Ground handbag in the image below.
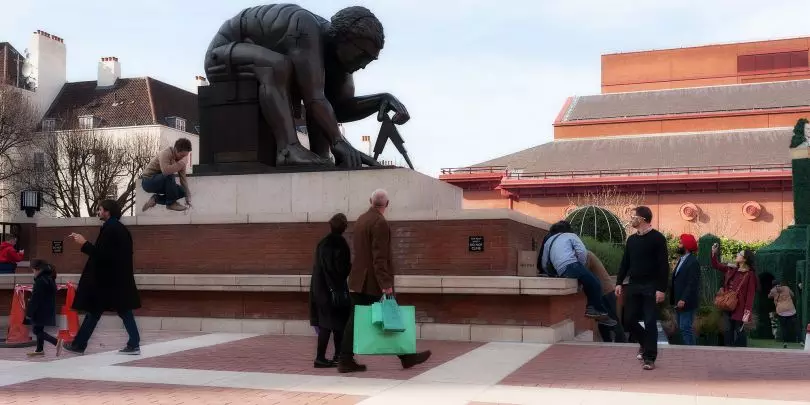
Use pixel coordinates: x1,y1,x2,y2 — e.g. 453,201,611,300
319,253,350,309
714,271,750,312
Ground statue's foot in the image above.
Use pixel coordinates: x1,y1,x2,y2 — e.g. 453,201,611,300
277,143,334,166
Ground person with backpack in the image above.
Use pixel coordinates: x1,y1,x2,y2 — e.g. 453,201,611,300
539,221,615,325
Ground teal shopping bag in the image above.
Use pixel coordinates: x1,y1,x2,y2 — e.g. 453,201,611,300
353,304,417,355
381,296,406,332
371,302,383,326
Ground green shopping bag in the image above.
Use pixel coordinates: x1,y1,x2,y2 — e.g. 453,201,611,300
371,302,383,326
381,296,406,332
353,304,417,355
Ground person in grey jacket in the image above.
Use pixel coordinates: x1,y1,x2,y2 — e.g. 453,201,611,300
540,221,615,325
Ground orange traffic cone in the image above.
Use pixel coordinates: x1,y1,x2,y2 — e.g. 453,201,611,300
57,282,78,343
6,285,32,344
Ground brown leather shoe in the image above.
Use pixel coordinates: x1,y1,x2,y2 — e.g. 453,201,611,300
400,350,432,369
337,358,367,373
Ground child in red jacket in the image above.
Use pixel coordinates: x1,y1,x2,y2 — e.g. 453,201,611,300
0,236,24,274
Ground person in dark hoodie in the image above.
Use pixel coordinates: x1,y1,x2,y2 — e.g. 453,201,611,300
24,259,61,357
309,213,352,368
0,236,24,274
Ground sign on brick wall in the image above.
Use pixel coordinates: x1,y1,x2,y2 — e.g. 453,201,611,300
468,236,484,252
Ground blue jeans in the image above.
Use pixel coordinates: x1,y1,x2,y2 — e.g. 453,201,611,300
73,310,140,350
0,263,15,274
561,262,608,314
142,174,185,205
677,309,696,345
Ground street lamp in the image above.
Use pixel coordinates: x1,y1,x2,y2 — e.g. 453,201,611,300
20,190,42,218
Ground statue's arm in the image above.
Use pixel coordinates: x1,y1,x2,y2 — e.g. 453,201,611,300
288,17,343,145
332,75,389,123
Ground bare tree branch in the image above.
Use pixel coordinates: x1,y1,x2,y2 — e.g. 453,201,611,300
0,86,38,202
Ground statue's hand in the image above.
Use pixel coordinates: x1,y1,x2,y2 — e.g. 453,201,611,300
377,94,410,125
332,140,380,168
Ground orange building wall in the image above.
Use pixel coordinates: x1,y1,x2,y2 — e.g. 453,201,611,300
462,191,793,242
553,109,810,139
602,37,810,93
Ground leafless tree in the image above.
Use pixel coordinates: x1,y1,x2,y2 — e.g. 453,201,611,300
0,86,38,201
22,128,158,217
567,186,646,223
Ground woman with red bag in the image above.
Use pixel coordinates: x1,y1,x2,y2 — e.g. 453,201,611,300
711,243,759,347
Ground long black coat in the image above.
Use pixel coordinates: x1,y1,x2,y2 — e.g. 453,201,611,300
26,269,57,326
73,218,141,314
309,232,351,331
670,254,701,311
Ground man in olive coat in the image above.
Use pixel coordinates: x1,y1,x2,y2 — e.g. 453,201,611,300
62,199,142,355
338,189,431,373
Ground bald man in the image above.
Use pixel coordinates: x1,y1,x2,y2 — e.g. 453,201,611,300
338,189,431,373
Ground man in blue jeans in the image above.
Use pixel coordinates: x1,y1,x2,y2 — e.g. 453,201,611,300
62,200,141,356
140,138,193,212
670,234,700,345
540,221,616,326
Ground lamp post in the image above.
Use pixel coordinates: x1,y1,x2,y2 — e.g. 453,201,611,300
20,190,42,218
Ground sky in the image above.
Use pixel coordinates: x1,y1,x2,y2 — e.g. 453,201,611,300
4,0,810,176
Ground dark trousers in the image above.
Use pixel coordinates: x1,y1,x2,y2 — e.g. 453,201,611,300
561,262,609,313
0,263,16,274
597,292,626,343
778,314,801,343
142,174,185,205
316,327,343,361
722,312,747,347
340,292,417,362
32,325,58,352
73,310,140,351
623,283,658,362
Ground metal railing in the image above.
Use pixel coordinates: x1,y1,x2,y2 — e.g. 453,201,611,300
503,163,792,180
439,166,508,175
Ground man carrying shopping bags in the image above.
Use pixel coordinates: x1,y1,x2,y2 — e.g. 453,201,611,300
338,188,432,373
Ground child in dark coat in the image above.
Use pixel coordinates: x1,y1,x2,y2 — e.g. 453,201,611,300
24,259,61,357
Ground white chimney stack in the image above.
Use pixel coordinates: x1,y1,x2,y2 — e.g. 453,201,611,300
97,56,121,87
28,29,67,119
195,75,209,88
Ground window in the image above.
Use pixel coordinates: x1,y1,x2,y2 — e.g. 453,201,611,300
32,152,44,170
738,51,809,73
166,116,186,132
41,119,56,132
78,115,96,129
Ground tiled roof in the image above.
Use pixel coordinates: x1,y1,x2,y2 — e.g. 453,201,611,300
473,129,793,173
561,80,810,122
42,77,198,132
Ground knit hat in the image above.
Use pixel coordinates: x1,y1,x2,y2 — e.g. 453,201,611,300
679,234,698,252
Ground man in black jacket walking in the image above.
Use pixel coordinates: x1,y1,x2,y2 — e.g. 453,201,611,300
615,206,669,371
670,234,700,345
62,199,142,355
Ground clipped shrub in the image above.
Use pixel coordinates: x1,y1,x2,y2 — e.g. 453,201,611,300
566,206,627,245
581,236,624,275
698,234,723,307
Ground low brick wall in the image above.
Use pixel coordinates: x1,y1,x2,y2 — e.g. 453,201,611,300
33,218,544,276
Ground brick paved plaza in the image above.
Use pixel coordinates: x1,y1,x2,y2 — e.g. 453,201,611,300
0,330,808,404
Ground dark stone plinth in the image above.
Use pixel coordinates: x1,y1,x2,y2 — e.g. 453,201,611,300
198,80,276,167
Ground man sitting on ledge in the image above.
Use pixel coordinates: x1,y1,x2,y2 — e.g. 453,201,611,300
141,138,193,212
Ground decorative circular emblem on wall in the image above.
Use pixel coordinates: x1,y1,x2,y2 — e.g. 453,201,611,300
742,201,762,220
679,203,699,221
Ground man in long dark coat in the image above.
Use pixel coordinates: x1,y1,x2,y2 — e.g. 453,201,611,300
309,213,352,368
62,199,142,355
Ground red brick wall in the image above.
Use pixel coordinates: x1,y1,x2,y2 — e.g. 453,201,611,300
33,219,545,276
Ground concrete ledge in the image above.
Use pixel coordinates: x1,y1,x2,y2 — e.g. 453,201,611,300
35,208,550,230
0,274,577,296
91,315,573,343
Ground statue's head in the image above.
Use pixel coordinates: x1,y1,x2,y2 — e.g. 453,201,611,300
790,118,810,148
328,6,384,73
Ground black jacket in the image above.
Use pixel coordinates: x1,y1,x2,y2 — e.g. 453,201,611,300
73,218,141,314
309,232,351,331
26,268,57,326
669,254,701,311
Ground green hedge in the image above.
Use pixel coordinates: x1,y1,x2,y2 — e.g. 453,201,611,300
581,236,624,276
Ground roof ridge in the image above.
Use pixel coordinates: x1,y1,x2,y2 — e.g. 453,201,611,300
144,77,157,124
552,127,792,143
585,78,810,98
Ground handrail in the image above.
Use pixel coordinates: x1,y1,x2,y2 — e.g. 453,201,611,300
504,164,792,180
440,166,508,175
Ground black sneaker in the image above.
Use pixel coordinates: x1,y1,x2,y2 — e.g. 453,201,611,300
61,342,85,356
314,358,336,368
118,346,140,355
643,361,655,370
